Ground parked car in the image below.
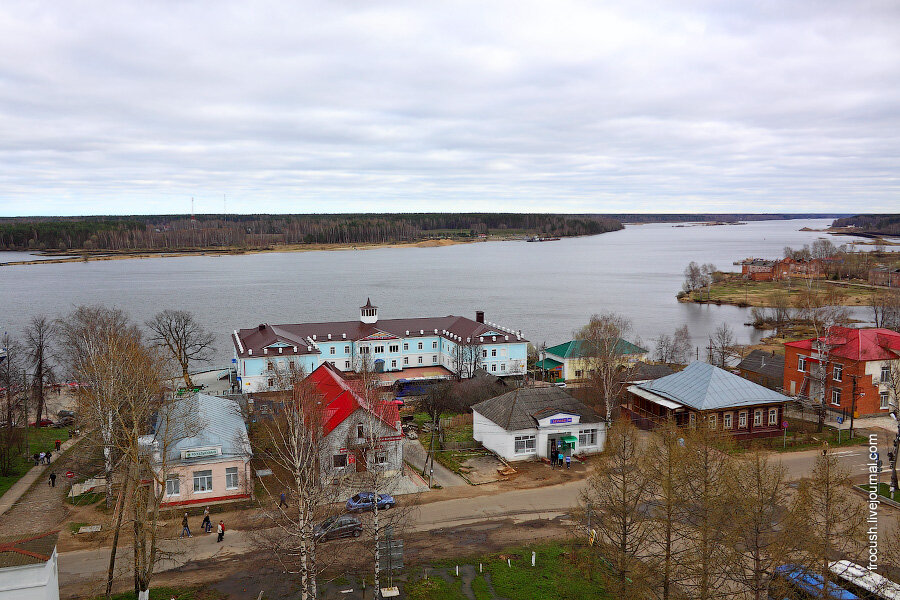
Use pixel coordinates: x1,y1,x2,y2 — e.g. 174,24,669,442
346,492,395,512
57,410,75,418
29,419,54,427
54,416,75,427
313,515,363,542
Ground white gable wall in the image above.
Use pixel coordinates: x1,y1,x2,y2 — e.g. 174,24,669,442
0,548,59,600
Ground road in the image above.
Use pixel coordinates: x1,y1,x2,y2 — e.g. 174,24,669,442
58,445,894,592
402,438,468,488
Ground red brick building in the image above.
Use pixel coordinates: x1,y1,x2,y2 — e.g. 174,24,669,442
869,266,900,288
783,327,900,416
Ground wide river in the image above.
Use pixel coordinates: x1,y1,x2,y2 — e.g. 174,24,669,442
0,218,874,367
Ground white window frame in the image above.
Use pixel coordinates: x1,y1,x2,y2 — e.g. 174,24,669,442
391,359,397,368
578,429,597,447
389,344,399,353
514,434,536,454
417,342,423,350
345,360,350,369
374,452,388,466
880,392,890,410
832,363,842,382
739,411,747,428
708,413,717,429
798,356,806,372
333,454,348,469
193,470,213,493
403,343,408,351
374,345,384,354
482,349,487,358
432,341,437,349
344,345,350,353
403,357,409,365
753,409,762,427
165,477,180,496
768,408,778,425
491,364,497,372
329,347,335,355
882,365,891,383
418,356,423,364
501,363,506,372
723,412,732,429
432,355,437,364
491,348,497,357
831,388,841,406
225,467,239,490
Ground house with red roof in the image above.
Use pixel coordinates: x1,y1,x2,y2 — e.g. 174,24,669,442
305,362,403,478
783,327,900,416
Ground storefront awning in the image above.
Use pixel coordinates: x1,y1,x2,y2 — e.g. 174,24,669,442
561,435,578,444
535,358,563,370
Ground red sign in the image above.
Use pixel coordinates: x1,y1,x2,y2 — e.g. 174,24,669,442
348,455,356,464
65,471,74,478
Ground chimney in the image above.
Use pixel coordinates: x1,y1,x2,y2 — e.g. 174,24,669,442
476,311,484,323
258,323,266,331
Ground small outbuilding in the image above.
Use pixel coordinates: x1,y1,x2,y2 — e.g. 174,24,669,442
472,386,606,462
0,531,59,600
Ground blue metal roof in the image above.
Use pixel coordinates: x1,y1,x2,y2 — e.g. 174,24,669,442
636,361,790,411
155,393,250,463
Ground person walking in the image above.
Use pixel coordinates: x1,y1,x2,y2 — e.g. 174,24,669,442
55,439,61,451
39,452,46,465
48,472,57,487
278,491,288,508
33,453,40,466
201,507,211,533
216,520,225,543
565,454,571,469
557,451,564,468
180,513,192,538
45,451,52,464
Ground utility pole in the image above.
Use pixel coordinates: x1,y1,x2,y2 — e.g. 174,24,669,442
849,374,858,439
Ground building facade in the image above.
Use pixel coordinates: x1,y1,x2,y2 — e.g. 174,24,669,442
738,257,825,281
625,361,789,439
869,266,900,288
153,394,253,507
538,338,648,382
783,327,900,417
233,301,528,393
472,387,606,461
737,349,785,390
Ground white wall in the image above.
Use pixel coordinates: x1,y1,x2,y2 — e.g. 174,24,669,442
0,549,59,600
473,410,607,462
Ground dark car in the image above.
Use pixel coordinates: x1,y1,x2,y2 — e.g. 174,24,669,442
54,416,75,428
346,492,395,512
313,515,362,541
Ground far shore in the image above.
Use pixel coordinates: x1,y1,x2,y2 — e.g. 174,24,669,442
0,237,497,266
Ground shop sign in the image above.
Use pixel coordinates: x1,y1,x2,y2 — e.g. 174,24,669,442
182,447,220,459
550,417,572,424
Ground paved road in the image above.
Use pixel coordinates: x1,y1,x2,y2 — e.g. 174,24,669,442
0,434,81,517
402,438,468,488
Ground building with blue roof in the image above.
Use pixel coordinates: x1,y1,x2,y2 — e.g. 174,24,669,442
625,361,790,439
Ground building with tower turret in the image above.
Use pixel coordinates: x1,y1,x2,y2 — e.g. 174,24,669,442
232,300,528,393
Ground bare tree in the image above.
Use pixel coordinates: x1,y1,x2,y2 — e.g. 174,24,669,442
24,315,55,425
449,339,483,380
655,325,691,366
581,419,654,598
871,288,900,331
683,262,704,299
708,323,736,368
0,333,23,476
792,445,869,597
577,312,636,423
885,359,900,495
145,310,215,388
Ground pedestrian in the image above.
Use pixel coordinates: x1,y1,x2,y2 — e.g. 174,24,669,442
45,451,52,464
39,451,46,465
278,491,287,508
217,520,225,543
201,507,211,533
33,453,40,466
49,472,57,487
557,451,564,468
180,513,192,538
565,455,571,469
55,439,61,451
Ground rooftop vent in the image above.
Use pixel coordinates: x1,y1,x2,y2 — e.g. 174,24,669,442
328,334,332,340
248,349,252,355
258,323,266,331
293,346,298,352
312,335,316,340
406,330,410,336
343,333,347,339
278,347,283,353
420,329,424,335
264,348,268,354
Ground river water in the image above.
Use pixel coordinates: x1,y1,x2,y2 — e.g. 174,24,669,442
0,218,874,366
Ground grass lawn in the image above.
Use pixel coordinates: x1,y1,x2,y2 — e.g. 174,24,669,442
0,426,68,497
858,482,900,503
415,415,482,476
405,576,467,600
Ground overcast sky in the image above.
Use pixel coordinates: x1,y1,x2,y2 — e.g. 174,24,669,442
0,1,898,216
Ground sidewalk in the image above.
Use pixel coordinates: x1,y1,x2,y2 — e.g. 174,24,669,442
0,434,80,516
403,438,468,488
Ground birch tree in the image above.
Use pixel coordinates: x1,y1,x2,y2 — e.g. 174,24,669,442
24,315,55,425
576,312,635,423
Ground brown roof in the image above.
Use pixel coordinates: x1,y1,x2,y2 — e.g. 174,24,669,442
0,531,59,568
234,315,527,358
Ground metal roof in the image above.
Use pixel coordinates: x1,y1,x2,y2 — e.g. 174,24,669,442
155,394,250,463
0,531,58,568
737,350,785,381
472,386,601,431
534,358,563,369
635,361,790,411
544,338,647,360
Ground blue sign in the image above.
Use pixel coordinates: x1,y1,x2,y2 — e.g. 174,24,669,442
550,417,572,424
837,416,844,424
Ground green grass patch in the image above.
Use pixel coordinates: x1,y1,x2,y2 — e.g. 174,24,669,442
405,576,467,600
68,522,88,534
471,574,493,600
0,427,68,498
485,542,611,600
858,482,900,503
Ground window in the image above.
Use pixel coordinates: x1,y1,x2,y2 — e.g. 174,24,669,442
417,342,423,350
403,343,408,351
345,360,350,369
578,429,597,446
374,452,388,466
165,477,180,496
391,360,397,368
359,346,370,354
193,470,213,493
882,365,891,383
491,349,497,357
403,357,409,365
491,364,497,372
798,356,806,372
344,345,350,353
753,409,762,427
267,378,275,387
357,424,365,439
501,363,506,372
723,412,733,429
575,370,583,378
432,341,438,349
514,435,536,454
831,388,841,406
389,344,399,353
333,454,347,468
432,355,437,364
689,413,696,428
329,346,335,355
708,413,717,429
225,467,239,490
768,408,778,426
482,349,487,358
739,411,747,428
832,363,842,382
375,345,385,353
881,392,891,410
418,356,423,364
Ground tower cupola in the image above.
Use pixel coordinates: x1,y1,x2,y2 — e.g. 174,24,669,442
360,298,378,324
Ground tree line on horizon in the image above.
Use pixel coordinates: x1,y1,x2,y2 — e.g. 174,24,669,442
0,213,623,251
831,214,900,236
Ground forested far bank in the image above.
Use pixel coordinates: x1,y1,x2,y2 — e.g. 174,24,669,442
0,213,623,252
831,214,900,237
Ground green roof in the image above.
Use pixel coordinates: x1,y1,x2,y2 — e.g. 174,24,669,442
544,338,647,359
535,358,563,370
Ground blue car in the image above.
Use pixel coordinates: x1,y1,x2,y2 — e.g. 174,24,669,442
346,492,395,512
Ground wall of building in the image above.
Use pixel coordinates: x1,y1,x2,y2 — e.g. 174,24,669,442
321,408,403,480
161,457,252,507
473,411,606,461
0,550,59,600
